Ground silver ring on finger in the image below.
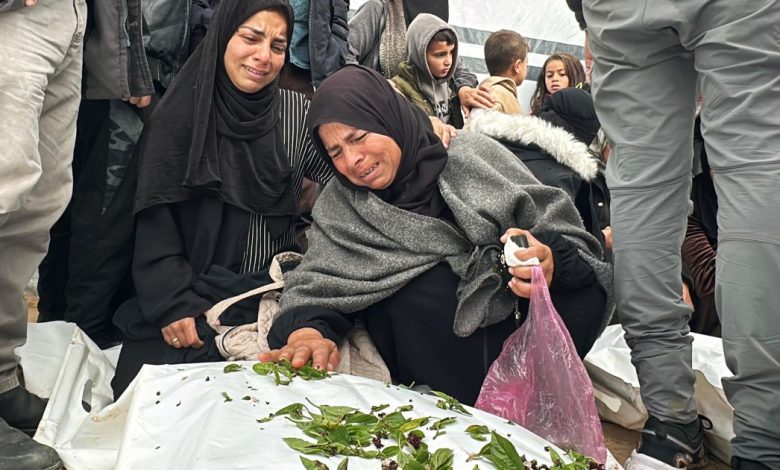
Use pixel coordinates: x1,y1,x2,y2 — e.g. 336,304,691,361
172,337,180,343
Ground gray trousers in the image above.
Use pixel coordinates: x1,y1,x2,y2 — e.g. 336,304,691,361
584,0,780,463
0,0,86,394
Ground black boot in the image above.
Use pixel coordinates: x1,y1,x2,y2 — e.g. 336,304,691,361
626,415,710,469
0,418,62,470
0,385,47,437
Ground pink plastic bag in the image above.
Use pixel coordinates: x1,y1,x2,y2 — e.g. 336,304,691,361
475,266,607,463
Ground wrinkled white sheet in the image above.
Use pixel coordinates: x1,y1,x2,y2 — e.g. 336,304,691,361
116,364,562,470
18,322,623,470
18,322,120,470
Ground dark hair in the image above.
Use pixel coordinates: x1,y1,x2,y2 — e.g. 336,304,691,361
484,30,529,76
530,52,588,114
429,29,456,47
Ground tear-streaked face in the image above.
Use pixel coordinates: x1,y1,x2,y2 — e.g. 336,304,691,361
223,10,288,93
318,122,402,190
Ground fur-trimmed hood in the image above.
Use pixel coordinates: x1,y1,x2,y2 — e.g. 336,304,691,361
467,109,599,181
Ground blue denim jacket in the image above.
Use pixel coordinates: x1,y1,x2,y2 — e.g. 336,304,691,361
289,0,312,70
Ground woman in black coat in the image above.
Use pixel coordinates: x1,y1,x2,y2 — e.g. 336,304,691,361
469,88,610,254
110,0,333,398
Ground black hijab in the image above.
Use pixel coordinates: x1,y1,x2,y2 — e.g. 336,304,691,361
134,0,297,236
402,0,449,26
306,65,449,218
537,88,600,146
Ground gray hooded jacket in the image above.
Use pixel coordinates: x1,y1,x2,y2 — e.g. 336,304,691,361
346,0,478,90
405,13,457,123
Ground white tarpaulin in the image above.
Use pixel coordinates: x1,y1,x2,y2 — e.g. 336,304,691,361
585,325,735,463
18,322,121,470
350,0,586,109
114,365,566,469
18,322,622,470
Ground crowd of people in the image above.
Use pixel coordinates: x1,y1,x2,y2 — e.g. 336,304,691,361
0,0,778,469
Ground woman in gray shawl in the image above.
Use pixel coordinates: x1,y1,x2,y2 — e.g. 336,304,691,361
263,65,612,404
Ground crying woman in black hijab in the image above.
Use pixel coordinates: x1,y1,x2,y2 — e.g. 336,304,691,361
111,0,335,399
307,64,449,217
263,66,612,405
135,0,298,229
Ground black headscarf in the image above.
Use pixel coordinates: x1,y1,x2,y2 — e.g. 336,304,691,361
402,0,449,26
306,65,449,217
537,88,600,145
134,0,297,236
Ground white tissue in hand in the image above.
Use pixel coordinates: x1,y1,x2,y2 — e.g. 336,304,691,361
504,238,540,267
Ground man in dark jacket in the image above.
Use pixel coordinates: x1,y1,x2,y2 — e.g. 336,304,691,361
570,1,780,469
280,0,349,96
36,0,208,348
81,0,155,101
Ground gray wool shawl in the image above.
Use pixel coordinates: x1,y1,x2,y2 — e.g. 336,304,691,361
279,132,614,337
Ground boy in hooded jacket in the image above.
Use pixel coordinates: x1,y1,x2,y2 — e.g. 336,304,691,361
391,13,464,128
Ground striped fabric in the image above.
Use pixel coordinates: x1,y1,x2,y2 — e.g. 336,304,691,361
240,90,333,273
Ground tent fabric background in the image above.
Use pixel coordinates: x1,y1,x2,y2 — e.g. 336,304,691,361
349,0,586,108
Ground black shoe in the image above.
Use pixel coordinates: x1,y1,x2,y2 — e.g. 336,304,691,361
0,418,62,470
732,456,773,470
625,415,710,469
0,385,47,437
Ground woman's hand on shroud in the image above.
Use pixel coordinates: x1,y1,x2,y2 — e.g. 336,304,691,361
500,229,554,298
161,317,204,349
258,327,340,371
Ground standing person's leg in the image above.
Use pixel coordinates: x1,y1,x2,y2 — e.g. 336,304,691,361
37,99,108,323
584,0,705,467
35,206,71,322
65,100,141,347
0,0,86,447
689,0,780,466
